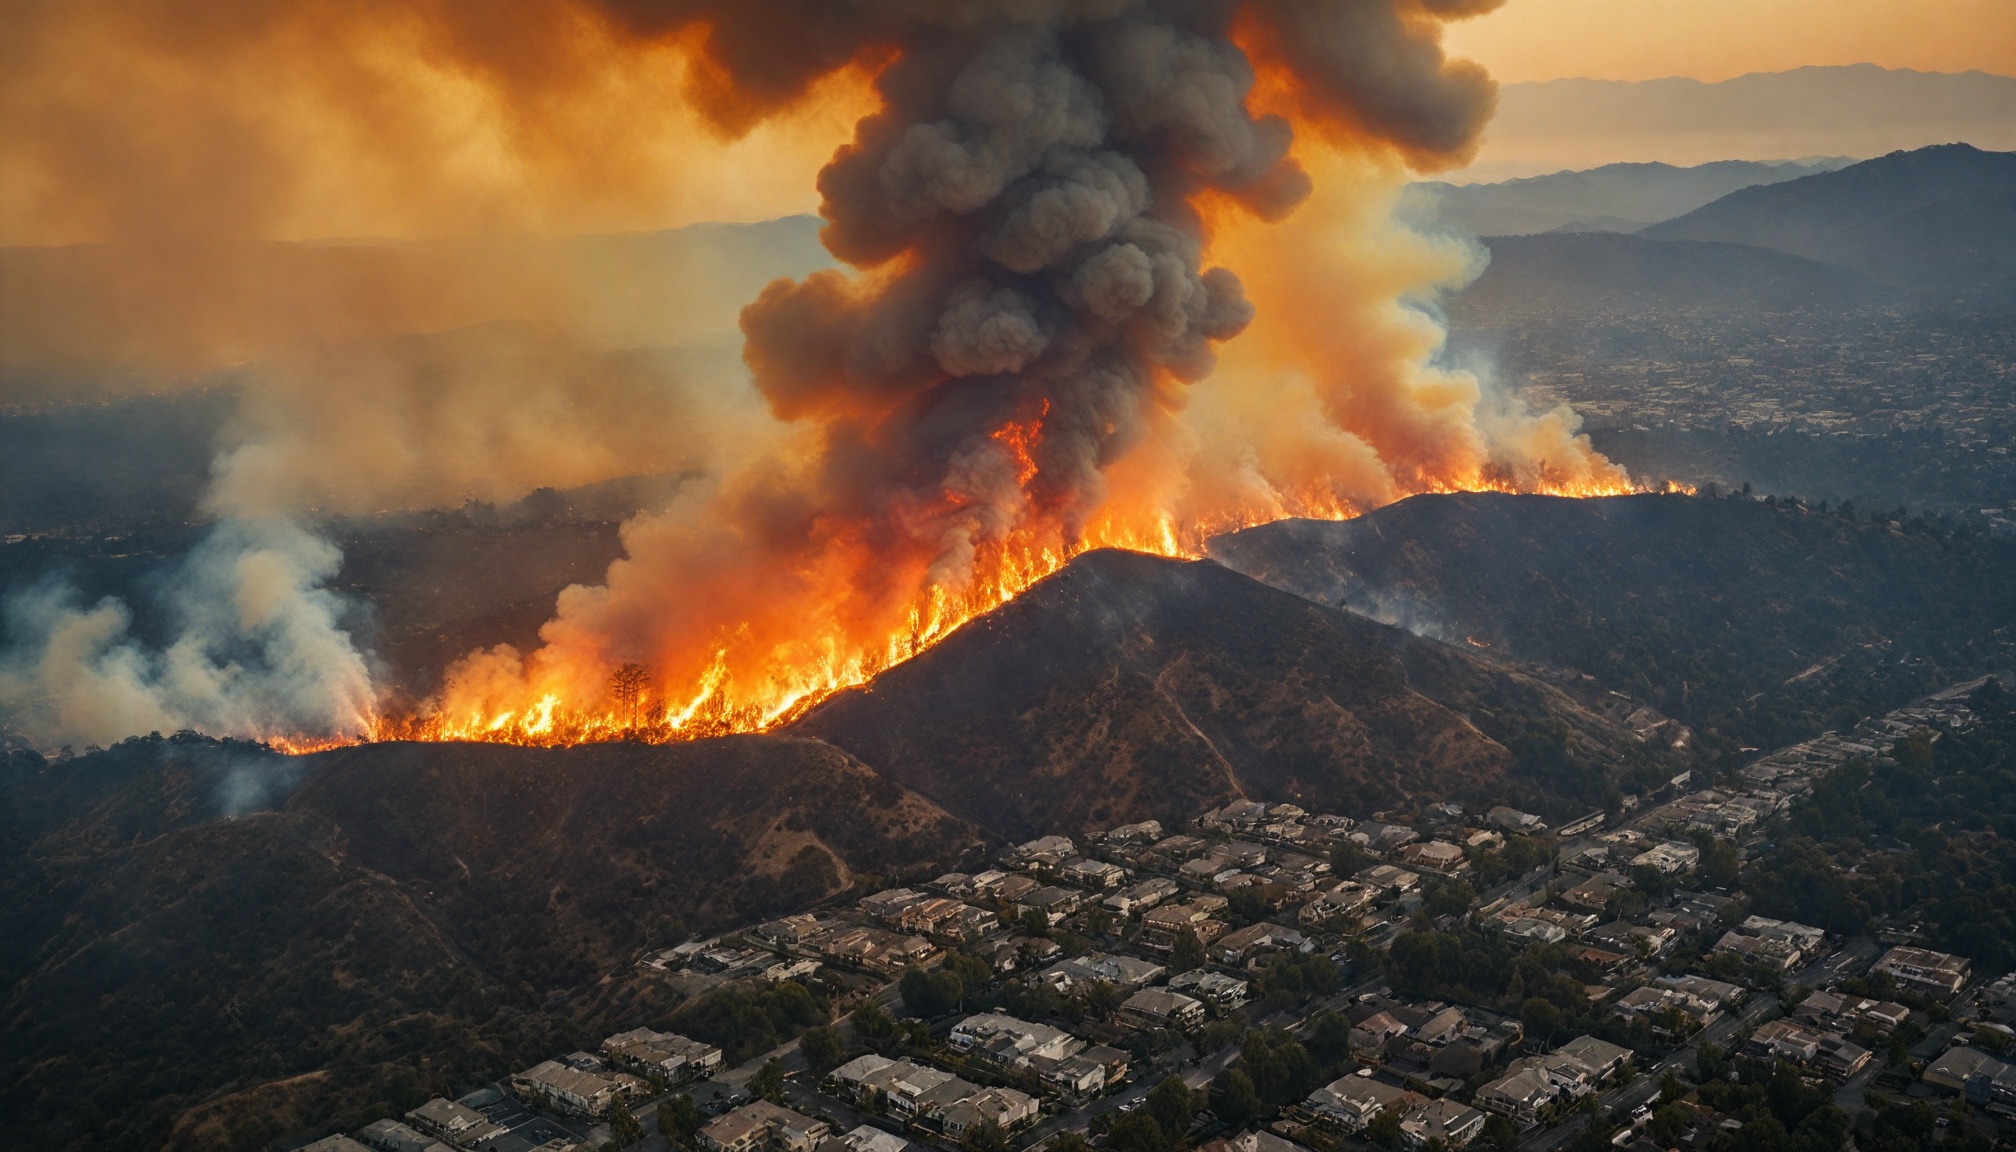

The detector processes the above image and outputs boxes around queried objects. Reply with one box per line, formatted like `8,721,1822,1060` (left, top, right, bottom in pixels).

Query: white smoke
0,519,376,748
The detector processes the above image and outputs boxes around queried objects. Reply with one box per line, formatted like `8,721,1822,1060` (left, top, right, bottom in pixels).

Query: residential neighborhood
290,683,2016,1152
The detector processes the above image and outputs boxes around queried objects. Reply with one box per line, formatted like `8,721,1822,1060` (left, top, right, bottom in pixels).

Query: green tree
1365,1110,1402,1148
1146,1075,1196,1144
1522,997,1565,1047
1210,1067,1261,1127
1647,1104,1689,1147
609,1098,645,1149
1021,908,1053,938
752,1058,785,1102
854,998,899,1053
1699,838,1741,889
1331,840,1364,878
1108,1110,1171,1152
1172,927,1206,973
801,1025,846,1078
1306,1011,1353,1064
900,966,964,1019
1478,1113,1519,1150
1423,879,1477,919
961,1120,1010,1152
1077,979,1123,1021
659,1094,702,1146
1050,1132,1092,1152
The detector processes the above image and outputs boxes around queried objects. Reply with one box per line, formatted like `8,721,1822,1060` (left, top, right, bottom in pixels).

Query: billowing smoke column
0,520,375,748
0,0,1636,748
424,0,1627,741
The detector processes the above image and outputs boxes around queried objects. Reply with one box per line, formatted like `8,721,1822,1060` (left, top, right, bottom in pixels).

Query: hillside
1641,144,2016,293
1405,158,1850,237
1211,493,2016,753
0,733,979,1152
1454,231,1879,315
796,549,1671,840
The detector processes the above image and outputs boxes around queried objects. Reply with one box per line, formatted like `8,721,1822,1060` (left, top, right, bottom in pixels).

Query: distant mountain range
1640,143,2016,293
1456,144,2016,312
1466,65,2016,181
1405,158,1854,237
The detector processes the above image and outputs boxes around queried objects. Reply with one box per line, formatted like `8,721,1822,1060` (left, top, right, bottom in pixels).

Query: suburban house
356,1120,445,1152
1119,988,1206,1031
1210,922,1308,966
832,1126,911,1152
1875,946,1972,997
1307,1074,1411,1132
1474,1067,1557,1124
700,1102,832,1152
1396,840,1468,874
1140,902,1227,951
1060,857,1128,889
1744,1019,1872,1079
509,1060,643,1119
601,1028,723,1081
1630,841,1701,875
405,1098,503,1146
1017,886,1082,925
1104,877,1182,915
1400,1098,1486,1148
938,1088,1040,1138
828,1054,899,1102
1170,968,1250,1010
1041,953,1167,992
1300,881,1377,927
949,1014,1083,1070
1357,865,1421,895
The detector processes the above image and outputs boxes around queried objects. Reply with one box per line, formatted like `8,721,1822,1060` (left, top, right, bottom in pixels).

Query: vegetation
659,1094,703,1147
1383,919,1657,1054
1745,681,2016,970
675,982,830,1066
800,1025,846,1078
1218,494,2016,760
608,1098,645,1149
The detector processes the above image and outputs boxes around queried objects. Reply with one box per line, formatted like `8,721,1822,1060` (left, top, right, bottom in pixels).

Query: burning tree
609,663,651,730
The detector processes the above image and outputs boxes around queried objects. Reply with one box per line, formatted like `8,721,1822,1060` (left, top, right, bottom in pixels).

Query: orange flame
265,470,1677,755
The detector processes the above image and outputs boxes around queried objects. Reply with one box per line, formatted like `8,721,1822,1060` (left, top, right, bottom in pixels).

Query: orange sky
1445,0,2016,83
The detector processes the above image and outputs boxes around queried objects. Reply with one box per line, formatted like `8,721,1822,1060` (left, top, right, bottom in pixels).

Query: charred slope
0,735,978,1152
795,550,1661,840
1211,492,2016,751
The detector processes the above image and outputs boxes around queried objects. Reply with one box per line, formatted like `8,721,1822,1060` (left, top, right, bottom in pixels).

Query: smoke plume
0,520,375,748
2,0,1640,746
415,0,1632,736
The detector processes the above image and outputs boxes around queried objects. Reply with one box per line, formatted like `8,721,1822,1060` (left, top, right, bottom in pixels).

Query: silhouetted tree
611,662,651,729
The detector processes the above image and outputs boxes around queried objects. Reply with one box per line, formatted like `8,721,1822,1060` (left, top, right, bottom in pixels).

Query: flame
266,468,1676,754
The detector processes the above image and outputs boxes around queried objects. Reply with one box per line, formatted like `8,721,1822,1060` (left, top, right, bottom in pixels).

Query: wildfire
263,470,1677,756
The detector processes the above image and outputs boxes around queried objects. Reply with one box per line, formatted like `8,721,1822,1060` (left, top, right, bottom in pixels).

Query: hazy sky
1446,0,2016,83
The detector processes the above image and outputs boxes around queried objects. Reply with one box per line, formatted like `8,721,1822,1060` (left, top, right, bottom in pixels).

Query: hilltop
796,549,1670,838
1212,492,2016,752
